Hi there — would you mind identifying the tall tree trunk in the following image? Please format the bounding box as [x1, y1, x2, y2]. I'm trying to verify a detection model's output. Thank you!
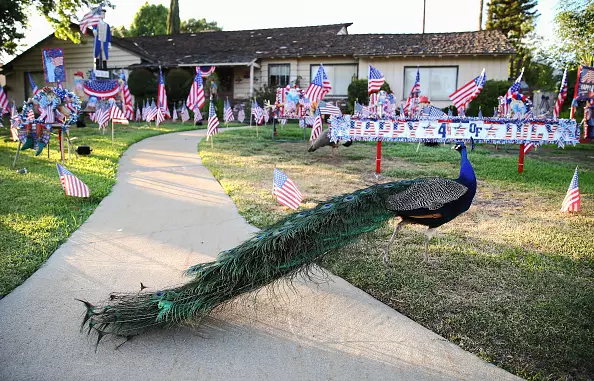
[479, 0, 484, 30]
[167, 0, 180, 34]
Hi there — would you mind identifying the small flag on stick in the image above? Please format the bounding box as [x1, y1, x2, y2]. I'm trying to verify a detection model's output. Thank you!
[272, 168, 302, 210]
[56, 163, 90, 197]
[560, 166, 580, 213]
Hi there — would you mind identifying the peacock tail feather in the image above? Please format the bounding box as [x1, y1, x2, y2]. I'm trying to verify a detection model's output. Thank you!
[80, 180, 418, 342]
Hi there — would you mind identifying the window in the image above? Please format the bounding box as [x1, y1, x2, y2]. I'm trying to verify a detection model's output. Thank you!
[310, 64, 357, 97]
[269, 64, 290, 87]
[403, 66, 458, 101]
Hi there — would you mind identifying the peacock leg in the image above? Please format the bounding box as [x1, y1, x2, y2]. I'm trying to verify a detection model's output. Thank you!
[383, 219, 407, 265]
[423, 227, 437, 262]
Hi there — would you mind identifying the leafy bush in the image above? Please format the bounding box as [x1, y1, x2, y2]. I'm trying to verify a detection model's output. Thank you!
[466, 80, 511, 117]
[347, 79, 391, 113]
[166, 68, 192, 105]
[128, 69, 158, 105]
[254, 84, 277, 105]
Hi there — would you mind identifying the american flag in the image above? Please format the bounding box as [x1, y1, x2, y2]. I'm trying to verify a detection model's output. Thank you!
[263, 107, 270, 123]
[0, 85, 8, 113]
[194, 106, 202, 122]
[420, 105, 447, 119]
[10, 103, 21, 129]
[136, 106, 142, 121]
[449, 69, 486, 112]
[560, 166, 580, 213]
[224, 98, 234, 122]
[146, 104, 158, 122]
[172, 105, 178, 120]
[181, 104, 190, 122]
[79, 5, 103, 34]
[27, 106, 35, 122]
[56, 163, 90, 198]
[120, 72, 134, 120]
[354, 101, 369, 118]
[40, 106, 55, 123]
[252, 100, 264, 124]
[157, 68, 170, 117]
[154, 107, 165, 127]
[553, 68, 568, 119]
[187, 68, 205, 111]
[310, 107, 323, 141]
[504, 68, 524, 116]
[96, 105, 110, 128]
[28, 73, 40, 96]
[305, 64, 332, 103]
[109, 102, 128, 124]
[273, 168, 302, 210]
[368, 65, 385, 94]
[142, 100, 148, 121]
[237, 104, 245, 123]
[523, 142, 535, 154]
[207, 100, 219, 139]
[404, 67, 421, 116]
[319, 100, 341, 116]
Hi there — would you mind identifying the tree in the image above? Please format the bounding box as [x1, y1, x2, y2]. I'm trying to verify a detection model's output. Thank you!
[128, 2, 168, 37]
[181, 18, 222, 33]
[479, 0, 484, 30]
[466, 80, 512, 117]
[554, 1, 594, 66]
[0, 0, 108, 58]
[486, 0, 539, 77]
[167, 0, 180, 34]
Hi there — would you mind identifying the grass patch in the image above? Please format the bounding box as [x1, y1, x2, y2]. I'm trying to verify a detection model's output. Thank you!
[199, 124, 594, 380]
[0, 120, 205, 296]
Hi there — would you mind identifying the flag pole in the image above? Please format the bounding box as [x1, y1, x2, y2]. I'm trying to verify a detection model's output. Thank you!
[518, 143, 525, 173]
[12, 142, 21, 168]
[111, 119, 114, 145]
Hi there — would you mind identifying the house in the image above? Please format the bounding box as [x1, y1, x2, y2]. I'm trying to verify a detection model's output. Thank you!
[1, 23, 514, 109]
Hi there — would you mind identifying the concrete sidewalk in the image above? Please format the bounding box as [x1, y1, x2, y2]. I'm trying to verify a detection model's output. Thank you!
[0, 129, 521, 381]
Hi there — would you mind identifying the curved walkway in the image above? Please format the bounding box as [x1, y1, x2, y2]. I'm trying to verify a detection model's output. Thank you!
[0, 129, 521, 381]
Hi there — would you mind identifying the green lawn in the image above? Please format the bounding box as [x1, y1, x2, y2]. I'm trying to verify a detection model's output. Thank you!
[0, 120, 212, 297]
[199, 124, 594, 381]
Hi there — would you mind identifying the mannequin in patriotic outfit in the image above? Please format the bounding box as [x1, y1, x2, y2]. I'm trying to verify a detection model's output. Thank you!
[92, 9, 111, 70]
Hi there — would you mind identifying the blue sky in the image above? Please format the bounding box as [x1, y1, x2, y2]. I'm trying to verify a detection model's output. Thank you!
[2, 0, 560, 64]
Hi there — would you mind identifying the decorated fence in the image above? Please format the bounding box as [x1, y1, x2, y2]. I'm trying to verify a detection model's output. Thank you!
[329, 116, 580, 147]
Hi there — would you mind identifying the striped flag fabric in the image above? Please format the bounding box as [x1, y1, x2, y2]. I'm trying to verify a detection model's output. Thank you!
[252, 100, 264, 124]
[40, 106, 55, 123]
[319, 101, 342, 116]
[97, 105, 110, 128]
[56, 163, 90, 198]
[560, 166, 580, 213]
[157, 68, 170, 117]
[224, 98, 234, 122]
[28, 73, 40, 96]
[273, 168, 302, 210]
[237, 104, 245, 123]
[404, 67, 421, 116]
[181, 104, 190, 122]
[10, 102, 21, 129]
[109, 102, 128, 124]
[420, 105, 447, 119]
[187, 67, 205, 111]
[0, 85, 9, 114]
[207, 99, 219, 139]
[136, 106, 142, 121]
[79, 5, 103, 34]
[155, 107, 165, 127]
[449, 69, 486, 112]
[194, 106, 202, 122]
[305, 64, 332, 103]
[172, 105, 178, 120]
[120, 72, 134, 120]
[310, 107, 323, 141]
[354, 101, 369, 118]
[368, 65, 385, 94]
[553, 68, 568, 119]
[142, 99, 149, 121]
[523, 142, 535, 154]
[27, 106, 35, 122]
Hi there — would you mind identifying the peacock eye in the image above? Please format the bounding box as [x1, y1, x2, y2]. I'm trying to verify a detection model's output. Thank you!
[383, 184, 394, 188]
[296, 212, 308, 217]
[321, 203, 334, 209]
[343, 195, 355, 201]
[361, 189, 371, 194]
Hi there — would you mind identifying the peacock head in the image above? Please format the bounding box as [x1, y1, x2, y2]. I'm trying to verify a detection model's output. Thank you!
[452, 137, 475, 152]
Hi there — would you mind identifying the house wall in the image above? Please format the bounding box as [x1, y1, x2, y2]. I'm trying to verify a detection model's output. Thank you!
[358, 55, 510, 108]
[4, 34, 141, 105]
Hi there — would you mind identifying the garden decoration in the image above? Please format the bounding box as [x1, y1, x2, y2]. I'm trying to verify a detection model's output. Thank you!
[12, 86, 81, 166]
[80, 142, 475, 345]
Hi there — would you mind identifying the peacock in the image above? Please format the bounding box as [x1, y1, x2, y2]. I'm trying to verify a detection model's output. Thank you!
[80, 141, 476, 344]
[308, 128, 352, 154]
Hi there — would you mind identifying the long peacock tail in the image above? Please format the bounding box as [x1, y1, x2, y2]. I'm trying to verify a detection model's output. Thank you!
[80, 181, 414, 342]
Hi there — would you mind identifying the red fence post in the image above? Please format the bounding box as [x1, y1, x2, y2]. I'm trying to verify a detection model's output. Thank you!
[376, 141, 382, 174]
[518, 143, 525, 173]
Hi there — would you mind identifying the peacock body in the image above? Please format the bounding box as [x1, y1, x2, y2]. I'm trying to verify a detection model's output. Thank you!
[81, 142, 475, 342]
[308, 128, 352, 152]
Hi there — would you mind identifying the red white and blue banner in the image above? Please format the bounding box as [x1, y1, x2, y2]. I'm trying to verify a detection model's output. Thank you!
[573, 65, 594, 101]
[83, 80, 120, 98]
[329, 116, 580, 147]
[198, 66, 216, 77]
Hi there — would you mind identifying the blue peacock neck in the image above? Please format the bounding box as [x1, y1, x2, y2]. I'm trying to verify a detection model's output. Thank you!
[457, 148, 476, 189]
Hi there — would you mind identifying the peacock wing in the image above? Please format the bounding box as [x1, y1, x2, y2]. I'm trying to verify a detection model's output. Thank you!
[384, 178, 468, 212]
